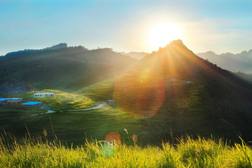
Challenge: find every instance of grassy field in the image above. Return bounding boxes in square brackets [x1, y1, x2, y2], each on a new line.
[0, 105, 47, 130]
[0, 135, 251, 168]
[77, 77, 116, 101]
[0, 101, 232, 149]
[0, 102, 198, 147]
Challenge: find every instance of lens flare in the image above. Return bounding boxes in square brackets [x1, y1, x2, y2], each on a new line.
[113, 68, 165, 119]
[105, 132, 121, 145]
[101, 143, 115, 157]
[100, 132, 121, 157]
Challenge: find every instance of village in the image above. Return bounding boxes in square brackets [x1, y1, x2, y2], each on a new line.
[0, 92, 115, 112]
[0, 92, 55, 110]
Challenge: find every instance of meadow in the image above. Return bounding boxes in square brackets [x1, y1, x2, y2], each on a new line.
[0, 135, 251, 167]
[77, 77, 116, 101]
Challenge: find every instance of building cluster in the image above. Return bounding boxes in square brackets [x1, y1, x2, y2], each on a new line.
[0, 92, 55, 109]
[33, 93, 55, 97]
[0, 98, 23, 105]
[108, 100, 115, 105]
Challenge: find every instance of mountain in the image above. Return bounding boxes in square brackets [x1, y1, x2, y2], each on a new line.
[0, 45, 137, 91]
[120, 52, 149, 59]
[87, 40, 252, 142]
[197, 49, 252, 73]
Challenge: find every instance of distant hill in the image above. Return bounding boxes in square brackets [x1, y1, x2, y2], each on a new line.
[197, 50, 252, 73]
[0, 45, 137, 91]
[120, 52, 149, 59]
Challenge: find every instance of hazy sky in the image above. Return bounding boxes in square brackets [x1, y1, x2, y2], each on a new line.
[1, 0, 252, 56]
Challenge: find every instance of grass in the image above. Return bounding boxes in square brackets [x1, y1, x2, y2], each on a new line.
[20, 89, 98, 111]
[0, 102, 239, 150]
[77, 77, 116, 101]
[0, 105, 47, 130]
[0, 135, 251, 168]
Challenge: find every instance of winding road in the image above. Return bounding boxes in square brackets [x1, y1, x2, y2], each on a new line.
[32, 101, 107, 116]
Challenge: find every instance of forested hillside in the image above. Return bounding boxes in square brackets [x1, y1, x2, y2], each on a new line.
[0, 45, 137, 91]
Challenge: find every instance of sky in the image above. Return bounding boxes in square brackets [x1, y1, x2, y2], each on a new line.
[1, 0, 252, 56]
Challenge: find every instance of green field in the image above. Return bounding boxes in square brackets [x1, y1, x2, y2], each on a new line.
[0, 104, 164, 146]
[77, 77, 116, 101]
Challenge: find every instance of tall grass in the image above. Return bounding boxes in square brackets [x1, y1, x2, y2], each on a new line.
[0, 135, 251, 168]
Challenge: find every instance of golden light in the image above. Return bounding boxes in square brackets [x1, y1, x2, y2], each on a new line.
[149, 23, 182, 49]
[113, 68, 165, 120]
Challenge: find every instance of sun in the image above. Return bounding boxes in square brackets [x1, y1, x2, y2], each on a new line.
[149, 23, 182, 49]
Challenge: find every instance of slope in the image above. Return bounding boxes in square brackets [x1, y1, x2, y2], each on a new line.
[134, 40, 252, 141]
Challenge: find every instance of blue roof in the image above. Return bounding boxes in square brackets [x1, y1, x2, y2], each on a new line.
[0, 98, 7, 101]
[23, 102, 42, 105]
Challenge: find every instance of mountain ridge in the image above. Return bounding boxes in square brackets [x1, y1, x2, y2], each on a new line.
[197, 49, 252, 73]
[0, 45, 137, 91]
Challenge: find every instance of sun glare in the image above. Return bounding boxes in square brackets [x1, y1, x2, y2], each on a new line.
[149, 23, 182, 49]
